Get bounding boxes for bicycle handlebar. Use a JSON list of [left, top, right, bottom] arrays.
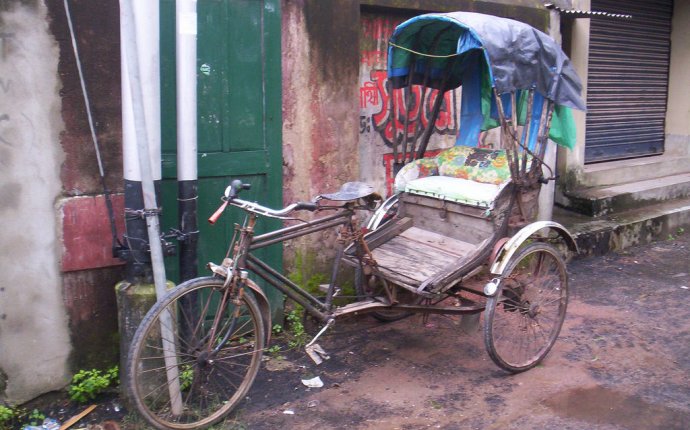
[[208, 180, 319, 224]]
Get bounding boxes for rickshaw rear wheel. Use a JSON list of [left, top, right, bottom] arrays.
[[484, 242, 568, 373]]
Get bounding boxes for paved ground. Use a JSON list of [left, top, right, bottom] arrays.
[[32, 234, 689, 429], [230, 233, 690, 429]]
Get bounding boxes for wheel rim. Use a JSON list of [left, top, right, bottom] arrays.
[[131, 284, 263, 429], [487, 244, 568, 371]]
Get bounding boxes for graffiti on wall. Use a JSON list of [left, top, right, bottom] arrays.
[[361, 70, 457, 146], [359, 15, 457, 147]]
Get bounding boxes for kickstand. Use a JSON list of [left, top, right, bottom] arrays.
[[305, 319, 334, 365]]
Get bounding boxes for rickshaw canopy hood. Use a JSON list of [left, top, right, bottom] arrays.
[[388, 12, 586, 111]]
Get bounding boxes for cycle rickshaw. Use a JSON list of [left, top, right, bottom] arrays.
[[127, 11, 585, 429]]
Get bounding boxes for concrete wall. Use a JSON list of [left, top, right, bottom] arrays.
[[665, 0, 690, 155], [45, 0, 123, 373], [281, 0, 361, 271], [0, 0, 122, 404], [0, 1, 71, 404]]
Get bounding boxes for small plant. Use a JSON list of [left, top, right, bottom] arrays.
[[179, 364, 194, 391], [285, 310, 308, 349], [272, 324, 283, 335], [677, 227, 685, 235], [26, 409, 45, 426], [266, 345, 282, 355], [68, 365, 119, 403], [0, 405, 16, 430]]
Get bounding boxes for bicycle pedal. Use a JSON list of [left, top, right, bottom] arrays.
[[305, 343, 330, 365]]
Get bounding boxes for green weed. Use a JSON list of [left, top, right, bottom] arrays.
[[67, 365, 119, 403]]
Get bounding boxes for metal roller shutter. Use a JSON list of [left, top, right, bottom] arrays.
[[585, 0, 673, 163]]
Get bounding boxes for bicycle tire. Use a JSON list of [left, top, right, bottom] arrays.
[[484, 242, 568, 373], [127, 276, 265, 429]]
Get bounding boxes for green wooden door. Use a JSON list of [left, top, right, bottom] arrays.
[[159, 0, 283, 317]]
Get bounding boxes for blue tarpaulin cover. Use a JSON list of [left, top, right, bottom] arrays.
[[388, 12, 584, 149]]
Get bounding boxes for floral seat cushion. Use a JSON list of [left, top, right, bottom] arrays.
[[394, 146, 514, 209]]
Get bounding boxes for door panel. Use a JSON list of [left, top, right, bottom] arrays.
[[159, 0, 283, 316]]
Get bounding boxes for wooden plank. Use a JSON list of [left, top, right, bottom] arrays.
[[398, 227, 478, 257], [363, 217, 413, 251], [372, 236, 459, 283]]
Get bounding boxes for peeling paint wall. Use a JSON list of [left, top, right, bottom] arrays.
[[46, 0, 123, 373], [282, 0, 361, 272], [0, 1, 71, 404]]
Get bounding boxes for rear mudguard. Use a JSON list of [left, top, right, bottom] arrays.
[[208, 263, 272, 345], [366, 194, 399, 231], [490, 221, 578, 276]]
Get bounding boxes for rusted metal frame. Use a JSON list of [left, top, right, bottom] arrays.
[[249, 211, 353, 250], [324, 224, 354, 309], [519, 89, 535, 177], [414, 59, 454, 160], [495, 90, 530, 221], [246, 256, 329, 322], [493, 89, 518, 181], [407, 28, 449, 163], [407, 71, 430, 163], [400, 57, 416, 166], [389, 79, 400, 169], [509, 91, 521, 183], [532, 100, 555, 178], [330, 296, 484, 318]]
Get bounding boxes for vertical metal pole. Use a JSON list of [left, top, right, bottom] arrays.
[[120, 0, 182, 414], [177, 0, 198, 282]]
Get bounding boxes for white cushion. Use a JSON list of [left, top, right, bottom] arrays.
[[404, 176, 509, 209]]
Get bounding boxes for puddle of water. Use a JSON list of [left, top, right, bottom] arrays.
[[544, 386, 689, 430]]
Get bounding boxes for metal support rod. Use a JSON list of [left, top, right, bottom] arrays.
[[415, 88, 445, 160], [389, 79, 399, 167], [120, 0, 182, 414], [493, 90, 517, 181], [400, 59, 416, 165], [509, 91, 520, 180], [407, 28, 448, 161], [246, 257, 329, 321], [64, 0, 121, 255], [250, 215, 351, 250], [176, 0, 198, 282], [520, 89, 535, 176]]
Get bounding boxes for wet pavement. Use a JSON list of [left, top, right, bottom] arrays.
[[231, 233, 690, 429]]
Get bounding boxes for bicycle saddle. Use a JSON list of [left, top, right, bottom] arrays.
[[319, 182, 375, 201]]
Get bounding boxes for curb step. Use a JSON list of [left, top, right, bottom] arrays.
[[563, 173, 690, 217], [554, 196, 690, 256]]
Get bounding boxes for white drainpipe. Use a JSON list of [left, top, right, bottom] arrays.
[[120, 0, 182, 413]]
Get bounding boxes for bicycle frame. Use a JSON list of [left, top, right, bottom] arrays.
[[224, 200, 359, 324]]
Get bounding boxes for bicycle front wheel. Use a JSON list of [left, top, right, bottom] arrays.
[[127, 277, 265, 430], [484, 242, 568, 373]]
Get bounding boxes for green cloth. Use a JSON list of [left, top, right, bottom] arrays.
[[479, 66, 576, 150]]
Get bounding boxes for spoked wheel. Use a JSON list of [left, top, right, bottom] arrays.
[[484, 242, 568, 373], [127, 277, 265, 430], [355, 271, 421, 322]]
